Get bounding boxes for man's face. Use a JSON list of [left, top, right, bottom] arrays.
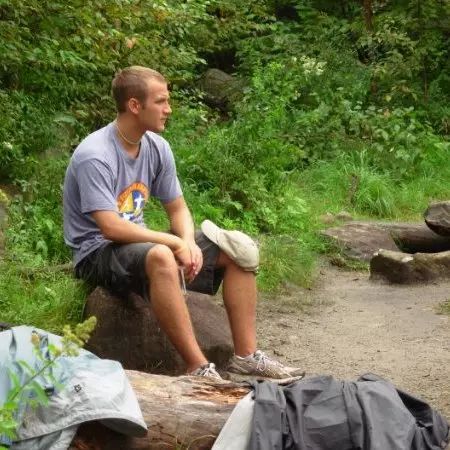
[[137, 79, 172, 133]]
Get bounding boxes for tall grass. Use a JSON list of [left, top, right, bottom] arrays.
[[0, 263, 87, 332], [299, 142, 450, 223]]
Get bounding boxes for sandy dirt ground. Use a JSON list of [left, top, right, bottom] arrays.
[[257, 261, 450, 420]]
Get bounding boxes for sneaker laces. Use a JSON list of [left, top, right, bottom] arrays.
[[253, 350, 286, 372], [200, 363, 219, 377], [191, 362, 221, 378]]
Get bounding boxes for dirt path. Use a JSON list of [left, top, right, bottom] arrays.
[[257, 262, 450, 420]]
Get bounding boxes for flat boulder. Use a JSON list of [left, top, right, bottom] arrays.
[[370, 249, 450, 284], [321, 220, 450, 262], [321, 221, 400, 262], [83, 288, 233, 375]]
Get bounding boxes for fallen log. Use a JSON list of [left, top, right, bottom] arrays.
[[370, 248, 450, 284], [70, 371, 250, 450], [424, 201, 450, 237]]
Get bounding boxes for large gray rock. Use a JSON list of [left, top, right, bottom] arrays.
[[321, 221, 400, 262], [321, 221, 450, 262], [83, 288, 233, 375], [386, 222, 450, 253], [197, 68, 246, 111], [424, 201, 450, 236], [370, 249, 450, 284]]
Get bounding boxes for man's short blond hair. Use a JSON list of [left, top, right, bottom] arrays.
[[112, 66, 167, 113]]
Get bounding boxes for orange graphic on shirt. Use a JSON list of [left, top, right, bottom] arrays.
[[117, 182, 149, 221]]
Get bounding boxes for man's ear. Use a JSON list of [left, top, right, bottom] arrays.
[[127, 97, 141, 115]]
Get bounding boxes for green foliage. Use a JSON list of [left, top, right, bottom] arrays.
[[0, 317, 97, 444], [338, 151, 397, 217], [258, 234, 318, 292], [7, 156, 70, 263], [0, 262, 87, 332], [336, 102, 447, 176], [170, 39, 447, 235], [169, 60, 322, 233], [0, 90, 61, 182]]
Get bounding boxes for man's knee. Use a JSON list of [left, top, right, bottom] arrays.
[[145, 244, 178, 278], [217, 250, 235, 268]]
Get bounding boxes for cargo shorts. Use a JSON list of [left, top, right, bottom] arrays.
[[74, 231, 224, 300]]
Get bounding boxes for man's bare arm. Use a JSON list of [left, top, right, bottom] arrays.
[[163, 196, 195, 242], [163, 196, 203, 279], [91, 210, 184, 250]]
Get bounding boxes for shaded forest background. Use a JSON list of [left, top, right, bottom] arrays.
[[0, 0, 449, 330]]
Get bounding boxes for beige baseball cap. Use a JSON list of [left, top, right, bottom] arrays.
[[201, 220, 259, 273]]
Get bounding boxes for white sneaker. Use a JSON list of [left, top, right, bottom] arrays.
[[227, 350, 305, 383], [189, 362, 223, 379]]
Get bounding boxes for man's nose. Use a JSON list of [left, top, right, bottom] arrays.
[[165, 103, 172, 115]]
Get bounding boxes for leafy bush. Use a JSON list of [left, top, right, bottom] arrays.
[[7, 156, 70, 264]]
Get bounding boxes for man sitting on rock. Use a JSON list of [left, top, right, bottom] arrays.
[[63, 66, 304, 380]]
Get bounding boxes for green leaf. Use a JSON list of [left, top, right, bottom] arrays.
[[2, 401, 18, 411], [28, 381, 50, 407], [7, 369, 20, 389], [0, 421, 18, 438], [18, 360, 35, 375], [53, 114, 78, 125]]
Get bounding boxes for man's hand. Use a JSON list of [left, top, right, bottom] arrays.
[[187, 240, 203, 279], [173, 240, 203, 283], [173, 245, 192, 275], [163, 197, 203, 283]]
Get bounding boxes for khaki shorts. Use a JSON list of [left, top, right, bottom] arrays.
[[75, 231, 224, 300]]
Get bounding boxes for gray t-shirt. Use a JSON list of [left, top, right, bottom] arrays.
[[63, 121, 182, 266]]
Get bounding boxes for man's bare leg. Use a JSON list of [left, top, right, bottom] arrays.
[[217, 252, 257, 357], [217, 252, 305, 380], [146, 244, 207, 373]]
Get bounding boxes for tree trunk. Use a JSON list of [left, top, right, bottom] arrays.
[[70, 371, 250, 450], [363, 0, 373, 32], [417, 0, 428, 101]]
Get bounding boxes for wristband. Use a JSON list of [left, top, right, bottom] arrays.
[[173, 246, 188, 256]]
